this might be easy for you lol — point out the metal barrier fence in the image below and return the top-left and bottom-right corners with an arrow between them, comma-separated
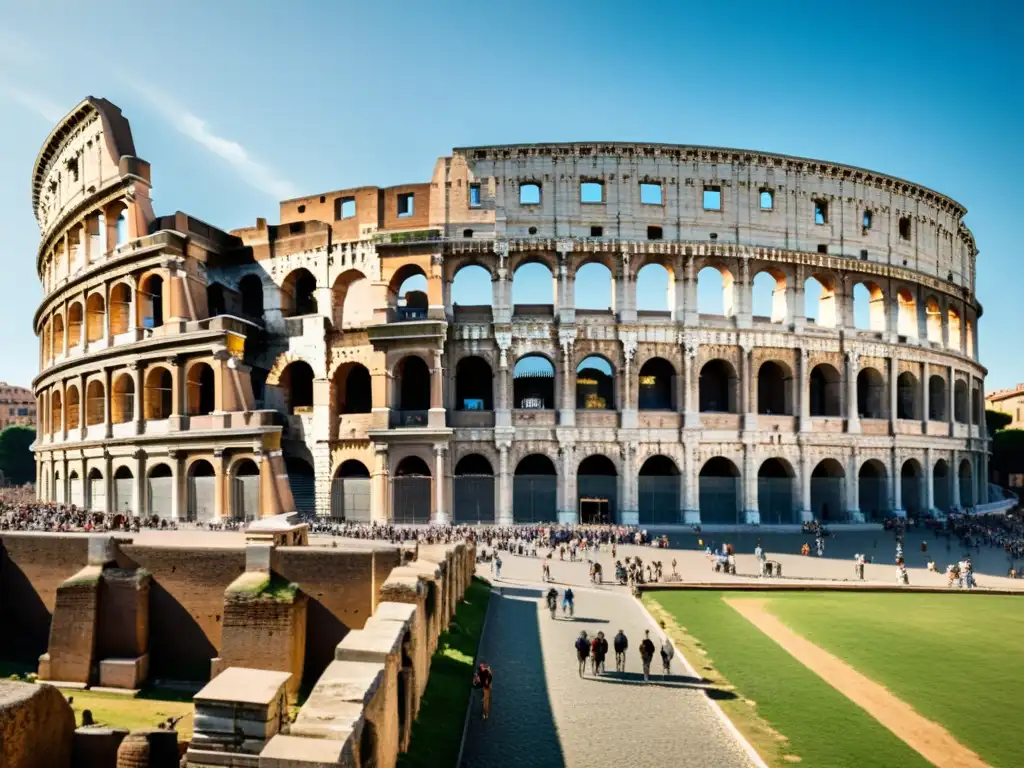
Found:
453,476 -> 495,524
698,476 -> 742,524
512,475 -> 557,523
757,478 -> 798,524
393,476 -> 431,523
638,476 -> 680,525
331,477 -> 371,521
810,477 -> 847,522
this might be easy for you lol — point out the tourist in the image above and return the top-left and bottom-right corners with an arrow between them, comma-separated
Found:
854,553 -> 866,580
575,631 -> 591,677
754,541 -> 765,577
801,542 -> 810,556
590,633 -> 602,675
473,662 -> 493,720
562,587 -> 575,617
660,632 -> 674,677
639,630 -> 656,683
494,555 -> 502,580
546,587 -> 558,619
613,629 -> 628,672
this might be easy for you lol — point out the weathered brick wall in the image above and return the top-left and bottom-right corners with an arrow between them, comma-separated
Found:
373,549 -> 401,614
0,534 -> 90,661
117,545 -> 245,681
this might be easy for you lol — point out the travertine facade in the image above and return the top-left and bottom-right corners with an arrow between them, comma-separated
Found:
32,98 -> 989,524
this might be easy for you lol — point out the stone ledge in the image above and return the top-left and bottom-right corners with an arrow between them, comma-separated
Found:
259,734 -> 355,767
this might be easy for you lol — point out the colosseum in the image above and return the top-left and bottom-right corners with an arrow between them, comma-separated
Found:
30,97 -> 991,527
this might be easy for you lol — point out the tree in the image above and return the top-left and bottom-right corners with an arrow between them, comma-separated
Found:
0,426 -> 36,486
986,409 -> 1012,435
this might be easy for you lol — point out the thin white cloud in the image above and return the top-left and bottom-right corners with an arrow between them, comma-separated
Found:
125,80 -> 298,200
0,81 -> 64,123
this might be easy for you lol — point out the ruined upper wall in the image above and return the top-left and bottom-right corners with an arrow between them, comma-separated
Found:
451,142 -> 978,294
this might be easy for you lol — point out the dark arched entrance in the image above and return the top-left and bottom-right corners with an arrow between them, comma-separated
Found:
811,459 -> 846,522
859,459 -> 888,521
187,460 -> 216,522
810,364 -> 842,416
638,455 -> 679,525
757,361 -> 791,415
453,454 -> 495,523
901,459 -> 923,517
455,357 -> 494,411
699,457 -> 740,524
331,459 -> 370,521
513,454 -> 557,523
959,459 -> 974,508
578,455 -> 617,523
699,360 -> 737,413
638,358 -> 675,410
395,356 -> 430,426
393,456 -> 431,524
934,459 -> 950,513
232,459 -> 261,521
758,458 -> 796,524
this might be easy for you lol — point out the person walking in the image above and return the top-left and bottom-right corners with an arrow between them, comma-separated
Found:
613,629 -> 628,672
575,631 -> 591,677
494,554 -> 502,580
562,586 -> 575,617
473,662 -> 493,720
639,630 -> 656,683
660,633 -> 675,677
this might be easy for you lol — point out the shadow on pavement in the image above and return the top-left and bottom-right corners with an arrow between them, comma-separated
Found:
583,670 -> 726,692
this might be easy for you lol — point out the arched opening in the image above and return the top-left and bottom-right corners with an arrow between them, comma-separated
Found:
51,390 -> 63,434
512,260 -> 554,312
187,363 -> 216,416
757,361 -> 792,415
758,458 -> 796,525
394,356 -> 430,424
636,263 -> 673,314
280,361 -> 314,414
699,359 -> 737,413
901,459 -> 922,517
147,464 -> 173,518
66,385 -> 80,428
948,308 -> 962,350
455,356 -> 493,411
239,274 -> 265,319
390,266 -> 428,321
335,363 -> 371,415
187,460 -> 217,522
929,375 -> 947,421
69,470 -> 83,507
113,465 -> 133,513
697,265 -> 734,316
453,454 -> 495,523
809,363 -> 842,417
52,313 -> 65,355
139,274 -> 164,329
751,270 -> 787,323
574,261 -> 613,311
112,373 -> 135,424
638,455 -> 679,525
853,282 -> 885,331
109,283 -> 132,335
393,455 -> 431,524
513,355 -> 555,410
232,459 -> 261,521
959,458 -> 974,508
638,358 -> 675,410
331,459 -> 370,521
513,454 -> 557,523
578,455 -> 617,524
699,457 -> 740,525
282,268 -> 318,317
286,457 -> 316,517
965,319 -> 974,357
972,385 -> 983,425
576,355 -> 614,410
933,459 -> 950,513
925,297 -> 943,344
54,470 -> 64,504
857,367 -> 886,419
207,283 -> 226,317
804,275 -> 836,328
450,265 -> 492,312
859,459 -> 888,521
332,269 -> 371,329
897,372 -> 919,420
85,293 -> 105,343
145,368 -> 173,420
954,380 -> 968,423
87,468 -> 105,512
67,302 -> 83,349
811,459 -> 846,522
85,379 -> 105,426
897,289 -> 917,337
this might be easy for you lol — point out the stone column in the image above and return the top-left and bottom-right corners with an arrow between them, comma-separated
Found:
496,442 -> 512,524
735,260 -> 752,329
102,281 -> 111,344
682,439 -> 699,524
846,350 -> 860,434
889,356 -> 899,429
683,342 -> 700,428
921,361 -> 930,428
77,373 -> 86,433
432,443 -> 448,524
428,348 -> 446,428
887,290 -> 901,343
742,441 -> 759,524
847,448 -> 863,522
213,449 -> 226,520
948,365 -> 956,435
799,349 -> 811,431
558,444 -> 577,524
792,267 -> 806,333
492,241 -> 511,324
103,366 -> 113,439
133,450 -> 146,517
799,440 -> 813,521
371,443 -> 389,522
495,331 -> 512,427
556,241 -> 575,324
558,329 -> 575,427
62,300 -> 70,357
951,449 -> 961,509
170,451 -> 184,520
170,356 -> 186,431
741,344 -> 756,431
619,442 -> 638,525
620,332 -> 637,429
682,256 -> 698,326
925,447 -> 935,513
78,294 -> 87,351
103,452 -> 114,515
132,362 -> 144,434
890,450 -> 903,517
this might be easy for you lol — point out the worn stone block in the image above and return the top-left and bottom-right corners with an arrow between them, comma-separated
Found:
0,681 -> 75,768
259,734 -> 355,767
98,655 -> 149,690
72,726 -> 129,768
87,535 -> 117,566
39,565 -> 103,684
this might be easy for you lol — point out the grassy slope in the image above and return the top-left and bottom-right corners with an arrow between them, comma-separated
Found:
647,592 -> 931,768
397,577 -> 491,768
764,593 -> 1024,768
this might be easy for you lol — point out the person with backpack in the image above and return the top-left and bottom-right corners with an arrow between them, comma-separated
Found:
639,629 -> 656,682
590,633 -> 601,675
472,662 -> 493,720
660,634 -> 675,677
613,629 -> 628,672
575,631 -> 591,677
596,631 -> 609,674
562,586 -> 575,617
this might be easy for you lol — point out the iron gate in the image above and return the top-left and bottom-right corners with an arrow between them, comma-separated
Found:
698,476 -> 741,524
638,476 -> 679,525
331,477 -> 371,521
233,475 -> 261,521
757,478 -> 797,524
69,476 -> 84,508
512,475 -> 557,523
393,476 -> 431,523
453,476 -> 494,524
811,477 -> 846,522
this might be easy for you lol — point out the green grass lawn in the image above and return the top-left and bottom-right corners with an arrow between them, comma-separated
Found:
763,592 -> 1024,767
646,592 -> 932,768
397,577 -> 491,768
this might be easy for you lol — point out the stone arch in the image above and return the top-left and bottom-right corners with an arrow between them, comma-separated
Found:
757,360 -> 793,415
811,458 -> 846,522
230,458 -> 261,521
513,354 -> 555,410
699,359 -> 737,413
809,363 -> 842,417
109,281 -> 133,335
751,267 -> 787,323
897,288 -> 917,337
280,360 -> 315,414
638,357 -> 675,410
638,454 -> 679,525
239,273 -> 265,319
267,350 -> 326,385
954,379 -> 968,423
334,362 -> 372,415
699,456 -> 741,524
513,453 -> 558,523
85,378 -> 105,426
144,366 -> 173,420
856,366 -> 886,419
389,264 -> 428,320
574,260 -> 614,311
928,375 -> 947,421
925,296 -> 943,344
66,383 -> 81,428
453,453 -> 495,524
576,355 -> 615,410
853,281 -> 885,331
804,273 -> 837,328
186,362 -> 216,416
332,269 -> 371,329
393,355 -> 431,416
52,311 -> 65,353
450,263 -> 493,309
111,372 -> 135,424
331,459 -> 371,521
86,467 -> 105,512
67,301 -> 84,349
636,261 -> 673,314
50,389 -> 63,434
901,458 -> 923,516
511,258 -> 555,309
859,458 -> 888,521
959,458 -> 974,508
947,307 -> 962,350
113,465 -> 134,513
282,267 -> 318,317
758,457 -> 797,524
578,454 -> 618,524
933,458 -> 951,513
897,372 -> 919,420
138,272 -> 164,329
393,455 -> 432,524
455,356 -> 493,411
697,263 -> 735,317
186,458 -> 217,522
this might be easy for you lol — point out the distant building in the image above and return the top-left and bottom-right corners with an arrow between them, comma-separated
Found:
985,385 -> 1024,429
0,382 -> 36,430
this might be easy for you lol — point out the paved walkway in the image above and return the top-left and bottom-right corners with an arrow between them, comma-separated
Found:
460,554 -> 756,768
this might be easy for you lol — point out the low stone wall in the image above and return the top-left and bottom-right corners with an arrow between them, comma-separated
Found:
638,582 -> 1024,595
0,680 -> 75,768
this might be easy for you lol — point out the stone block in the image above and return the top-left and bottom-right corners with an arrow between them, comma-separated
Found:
333,623 -> 403,665
259,734 -> 355,767
87,535 -> 117,566
192,667 -> 292,761
72,726 -> 129,768
98,655 -> 149,690
185,746 -> 261,767
98,568 -> 150,662
40,565 -> 103,684
0,681 -> 75,768
114,729 -> 178,767
246,544 -> 274,574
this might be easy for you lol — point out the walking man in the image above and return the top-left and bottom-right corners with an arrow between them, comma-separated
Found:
639,630 -> 656,683
575,631 -> 591,677
473,662 -> 493,720
613,629 -> 628,673
660,632 -> 674,677
494,555 -> 502,580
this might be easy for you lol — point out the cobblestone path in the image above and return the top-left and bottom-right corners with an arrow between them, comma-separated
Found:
460,555 -> 756,767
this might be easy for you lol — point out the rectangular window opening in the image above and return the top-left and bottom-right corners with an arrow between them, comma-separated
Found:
520,183 -> 541,205
647,225 -> 663,241
899,216 -> 911,240
759,189 -> 774,210
703,186 -> 722,211
580,181 -> 604,204
469,183 -> 482,207
297,204 -> 306,214
397,192 -> 414,217
860,249 -> 869,260
817,244 -> 828,254
640,183 -> 662,205
590,225 -> 603,237
863,210 -> 873,230
335,197 -> 356,220
814,200 -> 828,225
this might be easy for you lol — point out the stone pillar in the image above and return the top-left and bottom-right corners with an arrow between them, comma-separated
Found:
951,449 -> 961,509
925,447 -> 935,513
799,440 -> 813,521
619,442 -> 638,525
889,356 -> 899,429
371,443 -> 389,522
103,452 -> 114,515
682,256 -> 698,326
741,344 -> 756,431
683,342 -> 700,428
890,450 -> 904,517
102,281 -> 111,344
799,349 -> 811,431
496,442 -> 512,524
556,241 -> 574,324
742,441 -> 759,524
848,448 -> 863,522
887,289 -> 901,343
77,372 -> 86,432
846,349 -> 860,434
948,364 -> 956,435
735,260 -> 752,329
213,450 -> 226,521
433,444 -> 448,524
170,451 -> 184,520
792,269 -> 806,333
495,330 -> 512,427
78,295 -> 87,350
133,450 -> 146,517
558,330 -> 575,427
62,300 -> 70,357
170,356 -> 186,431
103,366 -> 113,439
682,439 -> 699,524
132,362 -> 144,434
620,332 -> 637,428
558,444 -> 577,524
428,348 -> 445,429
921,361 -> 930,428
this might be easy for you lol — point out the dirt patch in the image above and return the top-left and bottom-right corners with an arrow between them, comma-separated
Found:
725,597 -> 991,768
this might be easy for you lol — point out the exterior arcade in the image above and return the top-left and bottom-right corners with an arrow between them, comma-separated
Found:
32,98 -> 990,526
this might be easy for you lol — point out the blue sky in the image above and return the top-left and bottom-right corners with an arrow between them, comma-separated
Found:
1,1 -> 1021,390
